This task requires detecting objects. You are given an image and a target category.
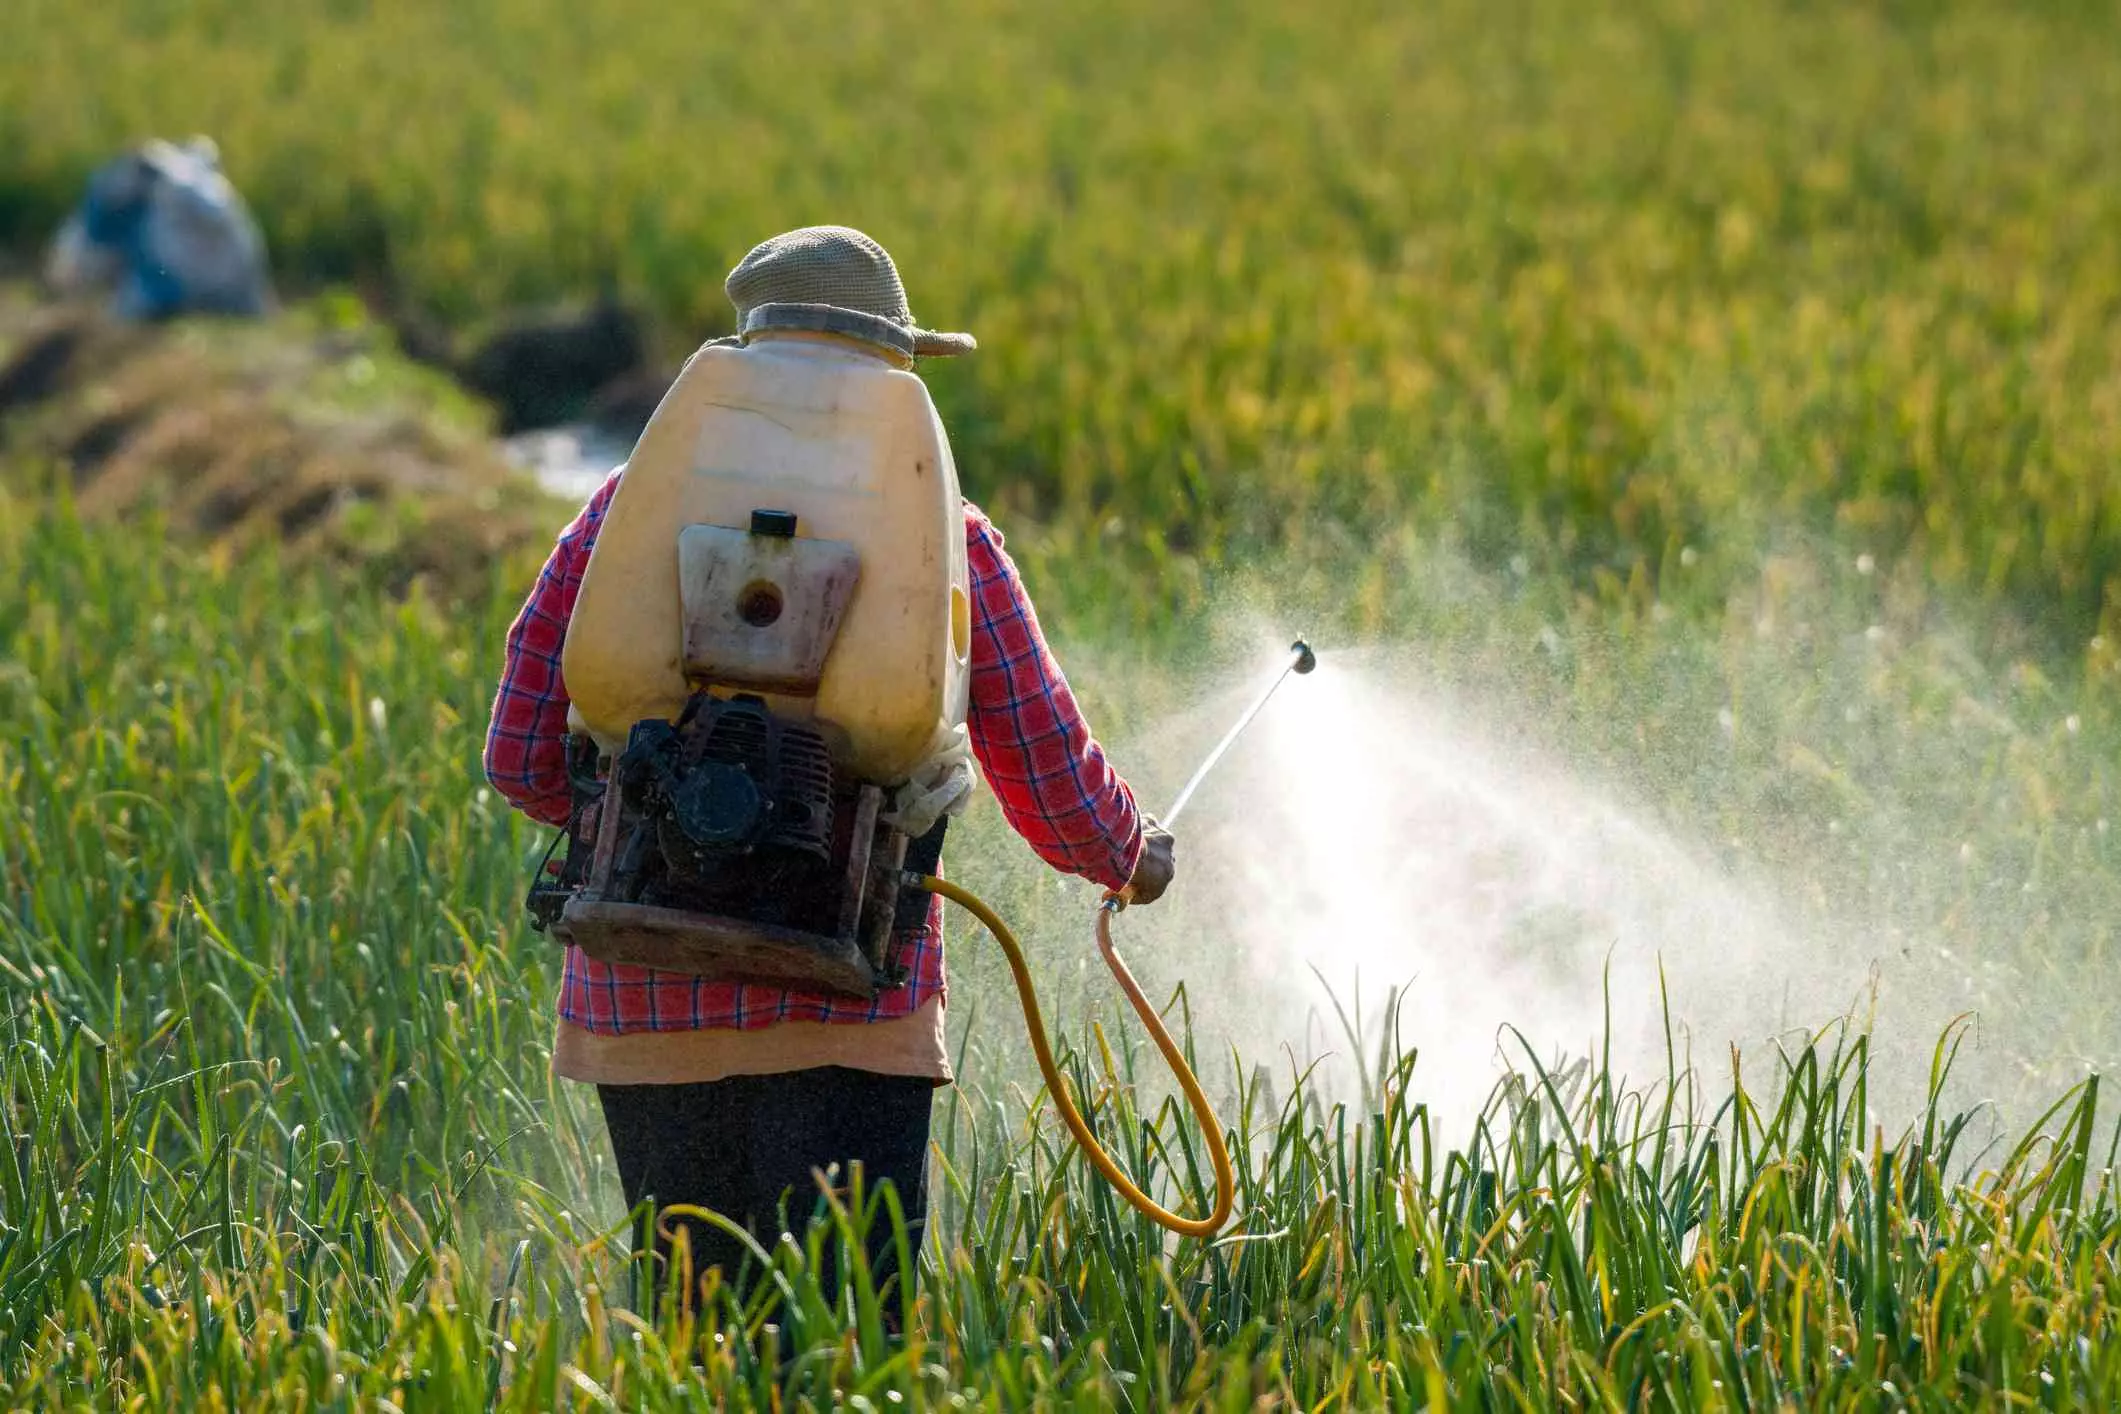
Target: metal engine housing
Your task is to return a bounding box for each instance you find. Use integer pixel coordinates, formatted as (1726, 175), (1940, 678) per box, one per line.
(610, 694), (840, 930)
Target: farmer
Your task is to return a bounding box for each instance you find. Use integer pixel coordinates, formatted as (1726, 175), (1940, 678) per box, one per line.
(43, 137), (273, 321)
(484, 226), (1175, 1308)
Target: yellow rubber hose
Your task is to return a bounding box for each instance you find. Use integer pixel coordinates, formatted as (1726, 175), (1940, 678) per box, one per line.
(912, 874), (1236, 1238)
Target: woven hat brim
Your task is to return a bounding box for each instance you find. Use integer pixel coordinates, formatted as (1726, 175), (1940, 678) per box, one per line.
(741, 302), (976, 359)
(911, 329), (978, 357)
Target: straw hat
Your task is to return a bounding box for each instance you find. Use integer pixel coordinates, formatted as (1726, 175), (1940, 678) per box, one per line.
(725, 226), (976, 360)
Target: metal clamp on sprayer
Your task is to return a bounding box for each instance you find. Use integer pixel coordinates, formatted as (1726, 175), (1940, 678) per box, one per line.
(912, 639), (1318, 1239)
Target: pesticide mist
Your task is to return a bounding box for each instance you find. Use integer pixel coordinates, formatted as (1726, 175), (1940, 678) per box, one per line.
(975, 577), (2119, 1145)
(1142, 647), (1867, 1131)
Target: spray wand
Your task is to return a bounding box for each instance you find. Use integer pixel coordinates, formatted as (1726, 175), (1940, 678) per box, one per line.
(914, 639), (1317, 1238)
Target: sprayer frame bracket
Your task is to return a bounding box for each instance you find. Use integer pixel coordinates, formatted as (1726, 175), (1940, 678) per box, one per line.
(553, 769), (907, 999)
(554, 898), (881, 997)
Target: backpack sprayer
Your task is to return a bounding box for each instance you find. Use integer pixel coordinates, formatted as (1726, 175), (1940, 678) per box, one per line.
(524, 323), (1314, 1240)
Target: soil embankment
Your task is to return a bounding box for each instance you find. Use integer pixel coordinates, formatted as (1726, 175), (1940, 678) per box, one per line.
(0, 288), (578, 598)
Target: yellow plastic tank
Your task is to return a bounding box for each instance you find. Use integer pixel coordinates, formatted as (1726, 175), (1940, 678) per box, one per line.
(563, 332), (972, 785)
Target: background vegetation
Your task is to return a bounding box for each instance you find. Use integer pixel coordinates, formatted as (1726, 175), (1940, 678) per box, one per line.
(4, 0), (2121, 1405)
(5, 0), (2118, 642)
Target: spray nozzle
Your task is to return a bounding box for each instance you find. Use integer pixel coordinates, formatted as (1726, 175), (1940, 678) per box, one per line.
(1156, 634), (1321, 832)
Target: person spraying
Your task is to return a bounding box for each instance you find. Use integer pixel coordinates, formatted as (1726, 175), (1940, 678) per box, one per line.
(483, 226), (1175, 1310)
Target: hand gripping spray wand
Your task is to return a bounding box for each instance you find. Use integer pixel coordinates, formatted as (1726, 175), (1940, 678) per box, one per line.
(911, 639), (1318, 1238)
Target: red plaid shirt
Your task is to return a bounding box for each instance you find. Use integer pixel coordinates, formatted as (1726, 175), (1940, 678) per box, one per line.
(485, 470), (1144, 1034)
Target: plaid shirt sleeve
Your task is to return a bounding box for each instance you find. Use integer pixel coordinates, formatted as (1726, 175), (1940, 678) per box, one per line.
(963, 504), (1144, 892)
(483, 471), (621, 827)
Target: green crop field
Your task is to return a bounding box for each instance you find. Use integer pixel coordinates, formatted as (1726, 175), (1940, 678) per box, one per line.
(1, 492), (2117, 1407)
(5, 0), (2119, 643)
(5, 0), (2121, 1407)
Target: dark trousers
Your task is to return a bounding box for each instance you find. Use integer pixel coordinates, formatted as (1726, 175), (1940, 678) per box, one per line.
(597, 1067), (935, 1311)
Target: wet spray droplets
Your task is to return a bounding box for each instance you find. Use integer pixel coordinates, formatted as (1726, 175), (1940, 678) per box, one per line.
(1123, 641), (1974, 1133)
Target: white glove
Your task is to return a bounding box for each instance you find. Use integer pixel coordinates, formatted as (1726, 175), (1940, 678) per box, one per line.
(882, 724), (979, 837)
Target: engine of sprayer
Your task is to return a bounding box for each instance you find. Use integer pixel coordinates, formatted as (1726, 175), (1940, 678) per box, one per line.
(611, 694), (839, 933)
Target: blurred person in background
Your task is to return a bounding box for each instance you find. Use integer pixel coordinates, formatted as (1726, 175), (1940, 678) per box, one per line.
(44, 136), (273, 321)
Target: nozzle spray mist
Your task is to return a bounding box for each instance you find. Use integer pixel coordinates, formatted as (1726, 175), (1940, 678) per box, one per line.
(1156, 638), (1318, 835)
(917, 636), (1320, 1237)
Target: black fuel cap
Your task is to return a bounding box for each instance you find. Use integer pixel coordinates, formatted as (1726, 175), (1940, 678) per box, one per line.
(750, 509), (799, 538)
